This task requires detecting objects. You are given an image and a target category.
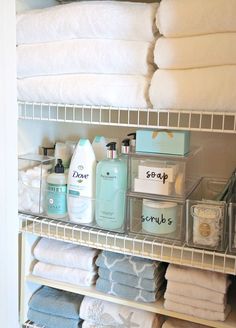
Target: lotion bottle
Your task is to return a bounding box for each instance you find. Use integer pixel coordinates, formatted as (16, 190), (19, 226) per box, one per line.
(95, 142), (127, 231)
(67, 139), (96, 224)
(127, 132), (136, 152)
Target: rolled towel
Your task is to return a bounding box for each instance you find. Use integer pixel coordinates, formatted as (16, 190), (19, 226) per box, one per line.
(27, 308), (81, 328)
(29, 286), (83, 319)
(164, 300), (231, 321)
(80, 296), (161, 328)
(32, 262), (97, 287)
(163, 317), (211, 328)
(17, 1), (158, 44)
(149, 66), (236, 112)
(33, 238), (99, 271)
(17, 39), (154, 78)
(18, 74), (150, 108)
(96, 277), (165, 302)
(98, 266), (166, 291)
(157, 0), (236, 38)
(155, 34), (236, 69)
(166, 281), (226, 304)
(165, 264), (230, 293)
(164, 292), (226, 313)
(96, 251), (162, 279)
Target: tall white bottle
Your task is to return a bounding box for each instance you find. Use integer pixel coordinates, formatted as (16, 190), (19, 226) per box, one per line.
(67, 139), (96, 224)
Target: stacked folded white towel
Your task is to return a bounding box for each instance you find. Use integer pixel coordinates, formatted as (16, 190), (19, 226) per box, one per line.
(80, 296), (164, 327)
(149, 0), (236, 112)
(164, 264), (231, 321)
(17, 1), (159, 108)
(32, 238), (99, 287)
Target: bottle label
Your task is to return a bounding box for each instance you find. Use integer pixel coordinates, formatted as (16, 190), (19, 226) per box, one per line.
(47, 183), (67, 215)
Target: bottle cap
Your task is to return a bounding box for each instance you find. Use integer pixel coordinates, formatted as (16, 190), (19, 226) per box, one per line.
(55, 159), (64, 173)
(121, 138), (130, 154)
(127, 133), (136, 147)
(106, 142), (117, 159)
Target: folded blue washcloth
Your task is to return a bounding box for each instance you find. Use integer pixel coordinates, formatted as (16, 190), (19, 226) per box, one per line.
(96, 277), (166, 303)
(27, 308), (81, 328)
(98, 266), (166, 292)
(29, 286), (83, 319)
(96, 251), (162, 279)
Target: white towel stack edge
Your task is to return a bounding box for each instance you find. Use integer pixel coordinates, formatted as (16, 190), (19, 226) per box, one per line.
(17, 1), (159, 108)
(149, 0), (236, 112)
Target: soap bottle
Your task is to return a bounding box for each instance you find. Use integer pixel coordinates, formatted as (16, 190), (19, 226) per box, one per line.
(46, 159), (67, 219)
(121, 138), (130, 158)
(67, 139), (96, 224)
(127, 132), (136, 152)
(95, 142), (127, 231)
(92, 136), (107, 162)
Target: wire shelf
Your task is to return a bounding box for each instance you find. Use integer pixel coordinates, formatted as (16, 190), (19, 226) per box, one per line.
(19, 213), (236, 275)
(18, 101), (236, 133)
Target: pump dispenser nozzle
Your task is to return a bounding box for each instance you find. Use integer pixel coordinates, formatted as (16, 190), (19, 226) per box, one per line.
(106, 142), (117, 159)
(41, 145), (55, 156)
(121, 138), (130, 155)
(127, 133), (136, 151)
(55, 159), (64, 173)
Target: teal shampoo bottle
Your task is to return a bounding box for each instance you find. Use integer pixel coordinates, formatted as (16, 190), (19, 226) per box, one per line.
(95, 142), (127, 230)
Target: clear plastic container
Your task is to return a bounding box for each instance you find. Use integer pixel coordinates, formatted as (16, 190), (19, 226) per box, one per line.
(186, 177), (228, 251)
(18, 154), (55, 215)
(229, 202), (236, 254)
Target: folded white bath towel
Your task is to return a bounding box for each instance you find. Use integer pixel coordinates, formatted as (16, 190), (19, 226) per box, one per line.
(82, 316), (163, 328)
(17, 1), (158, 44)
(165, 264), (230, 293)
(166, 281), (226, 304)
(162, 318), (207, 328)
(80, 296), (160, 328)
(157, 0), (236, 38)
(18, 74), (150, 108)
(32, 262), (97, 287)
(164, 300), (231, 321)
(164, 292), (226, 313)
(33, 238), (99, 271)
(155, 33), (236, 69)
(149, 66), (236, 112)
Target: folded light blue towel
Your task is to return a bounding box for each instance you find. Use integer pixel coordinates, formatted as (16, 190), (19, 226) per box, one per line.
(96, 251), (162, 279)
(28, 309), (81, 328)
(29, 286), (83, 319)
(98, 266), (166, 292)
(96, 277), (166, 303)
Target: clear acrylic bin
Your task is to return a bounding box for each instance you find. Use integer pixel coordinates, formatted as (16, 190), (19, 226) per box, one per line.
(186, 177), (228, 251)
(128, 149), (200, 200)
(229, 202), (236, 254)
(127, 193), (185, 244)
(18, 154), (55, 215)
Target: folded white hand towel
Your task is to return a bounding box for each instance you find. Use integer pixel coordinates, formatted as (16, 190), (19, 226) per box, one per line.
(164, 300), (231, 321)
(155, 33), (236, 69)
(18, 74), (150, 108)
(33, 238), (99, 271)
(165, 264), (230, 293)
(17, 39), (154, 78)
(17, 1), (158, 44)
(163, 318), (207, 328)
(164, 292), (226, 313)
(166, 281), (226, 304)
(157, 0), (236, 37)
(149, 66), (236, 112)
(80, 296), (160, 328)
(32, 262), (97, 287)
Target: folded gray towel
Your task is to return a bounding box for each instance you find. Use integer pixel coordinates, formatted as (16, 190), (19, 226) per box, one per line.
(98, 266), (166, 291)
(96, 277), (166, 303)
(96, 251), (162, 279)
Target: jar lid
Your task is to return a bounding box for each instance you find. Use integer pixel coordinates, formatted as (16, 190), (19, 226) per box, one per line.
(143, 199), (177, 209)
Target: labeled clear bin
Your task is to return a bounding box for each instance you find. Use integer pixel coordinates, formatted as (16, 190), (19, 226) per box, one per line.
(18, 154), (55, 215)
(186, 177), (228, 251)
(127, 193), (185, 244)
(128, 149), (200, 200)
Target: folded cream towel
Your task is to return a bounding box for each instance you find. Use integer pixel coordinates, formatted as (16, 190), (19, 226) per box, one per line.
(164, 300), (231, 321)
(149, 66), (236, 111)
(80, 296), (160, 328)
(32, 262), (97, 287)
(18, 74), (150, 108)
(162, 318), (208, 328)
(166, 281), (226, 304)
(17, 39), (154, 78)
(157, 0), (236, 37)
(164, 292), (226, 313)
(17, 1), (158, 44)
(155, 33), (236, 69)
(165, 264), (230, 293)
(34, 238), (99, 271)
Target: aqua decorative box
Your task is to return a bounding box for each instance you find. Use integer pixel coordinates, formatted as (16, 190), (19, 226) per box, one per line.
(136, 130), (190, 155)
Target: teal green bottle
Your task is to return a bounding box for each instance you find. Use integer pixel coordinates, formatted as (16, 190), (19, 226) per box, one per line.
(95, 142), (127, 231)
